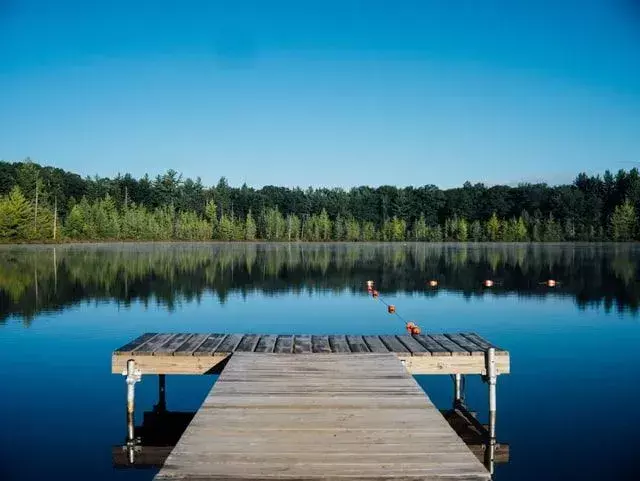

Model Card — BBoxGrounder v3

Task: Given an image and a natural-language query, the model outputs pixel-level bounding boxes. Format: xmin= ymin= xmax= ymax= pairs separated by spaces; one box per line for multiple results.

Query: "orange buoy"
xmin=406 ymin=322 xmax=421 ymax=335
xmin=372 ymin=290 xmax=379 ymax=298
xmin=483 ymin=279 xmax=494 ymax=288
xmin=547 ymin=279 xmax=557 ymax=287
xmin=428 ymin=280 xmax=438 ymax=287
xmin=388 ymin=305 xmax=396 ymax=314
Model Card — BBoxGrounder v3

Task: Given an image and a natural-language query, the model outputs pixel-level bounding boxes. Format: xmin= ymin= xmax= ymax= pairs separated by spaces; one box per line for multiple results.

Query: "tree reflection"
xmin=1 ymin=243 xmax=639 ymax=324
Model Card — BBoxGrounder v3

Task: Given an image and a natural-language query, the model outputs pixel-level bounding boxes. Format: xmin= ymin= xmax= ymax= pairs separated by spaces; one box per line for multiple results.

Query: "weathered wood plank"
xmin=413 ymin=334 xmax=451 ymax=356
xmin=346 ymin=335 xmax=370 ymax=353
xmin=255 ymin=335 xmax=277 ymax=353
xmin=461 ymin=333 xmax=508 ymax=355
xmin=311 ymin=335 xmax=332 ymax=353
xmin=294 ymin=335 xmax=312 ymax=354
xmin=328 ymin=335 xmax=351 ymax=353
xmin=214 ymin=334 xmax=244 ymax=354
xmin=429 ymin=334 xmax=470 ymax=356
xmin=362 ymin=335 xmax=390 ymax=353
xmin=114 ymin=333 xmax=158 ymax=355
xmin=445 ymin=333 xmax=485 ymax=356
xmin=173 ymin=334 xmax=209 ymax=356
xmin=396 ymin=335 xmax=431 ymax=356
xmin=154 ymin=353 xmax=490 ymax=481
xmin=274 ymin=335 xmax=294 ymax=353
xmin=235 ymin=334 xmax=260 ymax=353
xmin=153 ymin=333 xmax=193 ymax=355
xmin=192 ymin=334 xmax=227 ymax=356
xmin=379 ymin=335 xmax=409 ymax=353
xmin=133 ymin=334 xmax=176 ymax=356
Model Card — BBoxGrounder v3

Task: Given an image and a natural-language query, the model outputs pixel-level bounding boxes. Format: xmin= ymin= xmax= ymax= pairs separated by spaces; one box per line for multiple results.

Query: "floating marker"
xmin=428 ymin=280 xmax=439 ymax=287
xmin=388 ymin=305 xmax=396 ymax=314
xmin=372 ymin=290 xmax=379 ymax=298
xmin=547 ymin=279 xmax=557 ymax=287
xmin=366 ymin=280 xmax=374 ymax=288
xmin=483 ymin=280 xmax=494 ymax=288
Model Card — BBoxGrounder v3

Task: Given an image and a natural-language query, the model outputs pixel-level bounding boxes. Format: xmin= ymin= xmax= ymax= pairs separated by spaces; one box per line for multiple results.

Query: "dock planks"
xmin=154 ymin=353 xmax=491 ymax=481
xmin=112 ymin=332 xmax=510 ymax=375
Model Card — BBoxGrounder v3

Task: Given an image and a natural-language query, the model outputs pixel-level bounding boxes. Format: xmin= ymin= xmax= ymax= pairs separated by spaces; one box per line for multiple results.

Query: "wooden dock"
xmin=112 ymin=333 xmax=510 ymax=375
xmin=156 ymin=353 xmax=490 ymax=480
xmin=113 ymin=332 xmax=509 ymax=480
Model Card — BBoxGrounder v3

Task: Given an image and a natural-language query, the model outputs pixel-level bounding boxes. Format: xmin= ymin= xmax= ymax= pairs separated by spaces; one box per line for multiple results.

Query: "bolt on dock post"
xmin=122 ymin=359 xmax=141 ymax=463
xmin=485 ymin=347 xmax=497 ymax=475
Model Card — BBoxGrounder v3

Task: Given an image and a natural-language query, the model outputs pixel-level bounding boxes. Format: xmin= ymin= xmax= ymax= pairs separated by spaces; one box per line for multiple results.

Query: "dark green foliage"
xmin=1 ymin=159 xmax=640 ymax=242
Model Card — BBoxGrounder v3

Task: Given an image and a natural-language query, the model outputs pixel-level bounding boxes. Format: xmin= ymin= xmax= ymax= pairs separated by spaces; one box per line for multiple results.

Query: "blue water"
xmin=0 ymin=243 xmax=638 ymax=480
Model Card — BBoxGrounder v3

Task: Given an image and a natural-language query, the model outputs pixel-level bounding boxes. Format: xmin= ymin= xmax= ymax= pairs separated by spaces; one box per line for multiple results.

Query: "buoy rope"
xmin=366 ymin=281 xmax=419 ymax=334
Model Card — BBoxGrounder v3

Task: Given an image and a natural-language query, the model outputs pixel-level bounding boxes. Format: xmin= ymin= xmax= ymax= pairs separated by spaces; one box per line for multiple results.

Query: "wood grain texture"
xmin=274 ymin=335 xmax=293 ymax=353
xmin=154 ymin=353 xmax=490 ymax=481
xmin=255 ymin=335 xmax=277 ymax=353
xmin=114 ymin=333 xmax=158 ymax=355
xmin=173 ymin=334 xmax=209 ymax=356
xmin=154 ymin=334 xmax=193 ymax=355
xmin=461 ymin=333 xmax=508 ymax=356
xmin=235 ymin=334 xmax=260 ymax=353
xmin=133 ymin=334 xmax=176 ymax=356
xmin=311 ymin=335 xmax=332 ymax=353
xmin=413 ymin=335 xmax=451 ymax=356
xmin=346 ymin=335 xmax=370 ymax=353
xmin=362 ymin=335 xmax=390 ymax=353
xmin=379 ymin=335 xmax=409 ymax=353
xmin=328 ymin=335 xmax=350 ymax=353
xmin=193 ymin=334 xmax=227 ymax=356
xmin=429 ymin=334 xmax=470 ymax=356
xmin=444 ymin=334 xmax=485 ymax=356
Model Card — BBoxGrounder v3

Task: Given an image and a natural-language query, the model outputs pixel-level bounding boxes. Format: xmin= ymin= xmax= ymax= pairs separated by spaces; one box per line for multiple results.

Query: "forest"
xmin=0 ymin=159 xmax=639 ymax=242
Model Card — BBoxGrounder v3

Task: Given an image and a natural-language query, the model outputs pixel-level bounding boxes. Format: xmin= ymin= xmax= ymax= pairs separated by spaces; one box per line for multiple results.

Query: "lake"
xmin=0 ymin=242 xmax=638 ymax=481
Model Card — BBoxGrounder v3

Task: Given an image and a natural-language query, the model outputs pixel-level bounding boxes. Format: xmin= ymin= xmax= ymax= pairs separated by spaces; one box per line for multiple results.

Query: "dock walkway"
xmin=155 ymin=352 xmax=491 ymax=480
xmin=113 ymin=332 xmax=509 ymax=480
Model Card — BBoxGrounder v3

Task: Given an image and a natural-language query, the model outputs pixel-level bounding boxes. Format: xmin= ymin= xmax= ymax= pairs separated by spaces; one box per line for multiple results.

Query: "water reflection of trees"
xmin=1 ymin=243 xmax=639 ymax=324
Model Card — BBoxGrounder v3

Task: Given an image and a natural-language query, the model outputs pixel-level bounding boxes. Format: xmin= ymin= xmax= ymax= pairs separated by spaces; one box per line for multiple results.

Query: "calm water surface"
xmin=0 ymin=243 xmax=638 ymax=481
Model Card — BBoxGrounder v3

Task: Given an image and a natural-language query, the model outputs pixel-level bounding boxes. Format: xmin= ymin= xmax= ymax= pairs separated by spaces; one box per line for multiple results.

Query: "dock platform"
xmin=112 ymin=333 xmax=510 ymax=375
xmin=113 ymin=333 xmax=509 ymax=480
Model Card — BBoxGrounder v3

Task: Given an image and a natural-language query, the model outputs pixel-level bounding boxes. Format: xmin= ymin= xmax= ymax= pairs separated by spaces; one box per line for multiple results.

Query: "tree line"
xmin=1 ymin=159 xmax=639 ymax=242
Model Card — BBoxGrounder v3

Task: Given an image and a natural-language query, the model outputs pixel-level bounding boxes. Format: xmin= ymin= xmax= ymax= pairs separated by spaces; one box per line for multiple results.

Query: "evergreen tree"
xmin=0 ymin=187 xmax=31 ymax=240
xmin=244 ymin=210 xmax=257 ymax=241
xmin=470 ymin=220 xmax=483 ymax=242
xmin=486 ymin=212 xmax=500 ymax=241
xmin=611 ymin=200 xmax=636 ymax=241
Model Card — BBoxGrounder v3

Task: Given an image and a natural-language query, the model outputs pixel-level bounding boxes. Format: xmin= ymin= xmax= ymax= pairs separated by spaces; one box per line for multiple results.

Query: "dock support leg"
xmin=156 ymin=374 xmax=167 ymax=413
xmin=485 ymin=347 xmax=497 ymax=475
xmin=453 ymin=374 xmax=462 ymax=407
xmin=122 ymin=359 xmax=142 ymax=463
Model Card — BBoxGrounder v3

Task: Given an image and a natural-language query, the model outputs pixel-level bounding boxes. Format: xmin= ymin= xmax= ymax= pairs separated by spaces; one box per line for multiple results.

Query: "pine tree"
xmin=412 ymin=214 xmax=428 ymax=241
xmin=611 ymin=200 xmax=637 ymax=241
xmin=470 ymin=220 xmax=483 ymax=242
xmin=456 ymin=217 xmax=468 ymax=241
xmin=0 ymin=186 xmax=31 ymax=240
xmin=244 ymin=210 xmax=257 ymax=241
xmin=486 ymin=212 xmax=500 ymax=241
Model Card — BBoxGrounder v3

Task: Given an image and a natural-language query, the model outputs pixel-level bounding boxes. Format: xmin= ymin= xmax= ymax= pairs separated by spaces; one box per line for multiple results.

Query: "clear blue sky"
xmin=1 ymin=0 xmax=639 ymax=188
